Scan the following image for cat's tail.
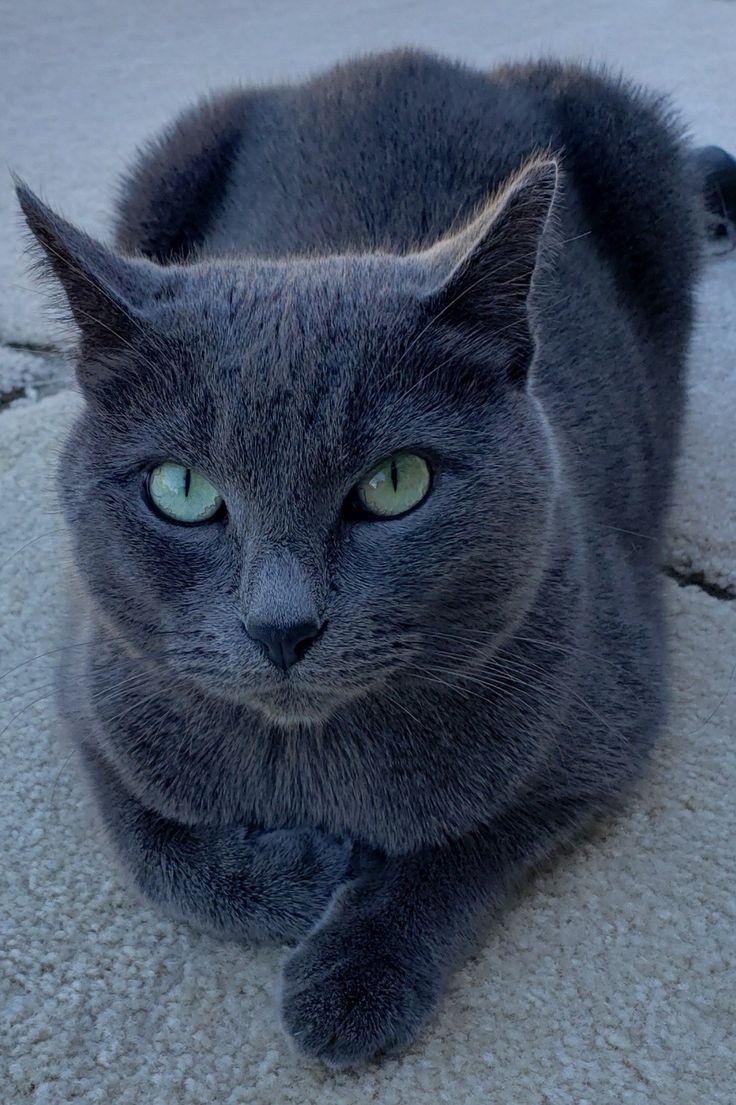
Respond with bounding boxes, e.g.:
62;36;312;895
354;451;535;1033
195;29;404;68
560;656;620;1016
691;145;736;249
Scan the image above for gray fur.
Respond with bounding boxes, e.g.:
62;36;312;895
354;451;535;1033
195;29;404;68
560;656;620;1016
18;49;702;1066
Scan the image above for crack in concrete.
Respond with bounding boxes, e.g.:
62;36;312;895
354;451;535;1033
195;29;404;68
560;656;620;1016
665;565;735;601
0;385;26;409
3;338;64;358
1;338;73;407
0;379;72;408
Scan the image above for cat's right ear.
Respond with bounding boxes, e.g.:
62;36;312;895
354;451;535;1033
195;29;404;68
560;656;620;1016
15;179;167;390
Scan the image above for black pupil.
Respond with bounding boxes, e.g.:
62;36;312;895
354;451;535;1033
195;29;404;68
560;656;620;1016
184;468;191;497
390;458;398;492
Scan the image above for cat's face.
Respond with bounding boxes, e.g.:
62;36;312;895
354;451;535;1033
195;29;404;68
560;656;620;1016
19;161;559;728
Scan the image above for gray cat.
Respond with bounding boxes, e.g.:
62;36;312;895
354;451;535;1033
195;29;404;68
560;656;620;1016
18;50;709;1066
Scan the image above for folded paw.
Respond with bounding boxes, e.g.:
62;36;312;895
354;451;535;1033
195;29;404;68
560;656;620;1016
248;827;354;939
280;920;439;1066
153;824;353;943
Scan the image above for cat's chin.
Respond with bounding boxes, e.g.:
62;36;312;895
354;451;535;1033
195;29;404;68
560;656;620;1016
244;684;360;729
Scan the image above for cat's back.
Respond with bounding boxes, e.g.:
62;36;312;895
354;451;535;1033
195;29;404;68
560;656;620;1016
115;49;696;334
116;50;522;260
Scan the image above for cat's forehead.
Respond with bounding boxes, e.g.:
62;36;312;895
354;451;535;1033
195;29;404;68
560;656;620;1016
170;255;417;387
223;258;418;390
145;256;430;490
234;254;417;364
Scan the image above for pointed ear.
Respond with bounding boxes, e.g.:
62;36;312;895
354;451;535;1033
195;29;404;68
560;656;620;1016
15;179;164;355
417;157;559;384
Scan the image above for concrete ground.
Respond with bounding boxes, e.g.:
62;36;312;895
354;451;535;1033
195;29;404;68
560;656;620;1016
2;2;735;1103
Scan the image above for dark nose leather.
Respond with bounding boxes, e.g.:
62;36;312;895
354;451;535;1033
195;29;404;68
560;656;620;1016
245;617;322;671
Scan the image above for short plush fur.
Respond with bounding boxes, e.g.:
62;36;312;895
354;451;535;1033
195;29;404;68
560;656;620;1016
18;49;703;1066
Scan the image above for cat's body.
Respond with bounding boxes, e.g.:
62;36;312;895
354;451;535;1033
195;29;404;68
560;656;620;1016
19;50;702;1065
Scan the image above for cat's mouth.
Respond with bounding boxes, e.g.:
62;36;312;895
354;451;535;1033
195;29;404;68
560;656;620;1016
180;646;375;726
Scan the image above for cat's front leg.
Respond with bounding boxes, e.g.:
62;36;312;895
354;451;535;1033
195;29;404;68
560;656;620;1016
80;742;353;942
280;794;598;1066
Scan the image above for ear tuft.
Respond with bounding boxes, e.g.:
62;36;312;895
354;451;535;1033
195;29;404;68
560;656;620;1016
14;177;162;353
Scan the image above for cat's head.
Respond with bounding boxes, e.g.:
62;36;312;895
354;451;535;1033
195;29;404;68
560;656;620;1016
18;159;560;729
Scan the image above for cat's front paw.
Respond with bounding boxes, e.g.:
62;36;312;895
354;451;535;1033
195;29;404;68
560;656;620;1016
280;919;440;1067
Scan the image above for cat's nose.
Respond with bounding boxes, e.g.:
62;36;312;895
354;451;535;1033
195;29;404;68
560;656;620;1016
245;617;323;671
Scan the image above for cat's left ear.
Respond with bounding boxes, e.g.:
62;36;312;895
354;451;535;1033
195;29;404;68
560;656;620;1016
15;179;167;358
415;156;560;385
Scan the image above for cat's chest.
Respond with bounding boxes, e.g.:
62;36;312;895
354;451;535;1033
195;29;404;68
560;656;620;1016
85;669;546;853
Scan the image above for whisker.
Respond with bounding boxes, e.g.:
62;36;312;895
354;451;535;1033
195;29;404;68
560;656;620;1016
686;658;736;738
0;686;60;742
406;661;556;720
0;629;181;689
419;625;627;673
0;529;68;573
48;748;79;815
381;686;424;728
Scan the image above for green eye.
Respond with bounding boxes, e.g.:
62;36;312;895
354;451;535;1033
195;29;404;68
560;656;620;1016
355;452;431;519
147;463;224;524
